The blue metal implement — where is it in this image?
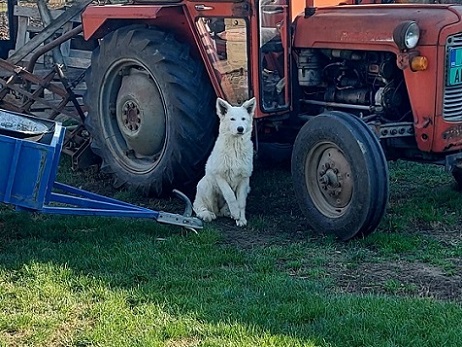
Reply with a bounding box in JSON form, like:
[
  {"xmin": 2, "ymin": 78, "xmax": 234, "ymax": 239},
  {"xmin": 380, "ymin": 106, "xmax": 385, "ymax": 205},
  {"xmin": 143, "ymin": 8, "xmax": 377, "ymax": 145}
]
[{"xmin": 0, "ymin": 109, "xmax": 203, "ymax": 231}]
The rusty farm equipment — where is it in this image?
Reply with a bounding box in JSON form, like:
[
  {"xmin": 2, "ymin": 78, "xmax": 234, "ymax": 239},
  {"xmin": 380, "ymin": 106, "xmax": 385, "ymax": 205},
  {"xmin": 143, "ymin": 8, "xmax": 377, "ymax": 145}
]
[
  {"xmin": 0, "ymin": 0, "xmax": 203, "ymax": 231},
  {"xmin": 0, "ymin": 0, "xmax": 97, "ymax": 171}
]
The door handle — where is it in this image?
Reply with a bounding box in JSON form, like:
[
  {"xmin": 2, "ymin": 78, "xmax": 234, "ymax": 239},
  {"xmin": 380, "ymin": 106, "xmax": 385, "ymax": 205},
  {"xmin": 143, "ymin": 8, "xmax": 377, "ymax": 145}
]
[{"xmin": 195, "ymin": 4, "xmax": 214, "ymax": 11}]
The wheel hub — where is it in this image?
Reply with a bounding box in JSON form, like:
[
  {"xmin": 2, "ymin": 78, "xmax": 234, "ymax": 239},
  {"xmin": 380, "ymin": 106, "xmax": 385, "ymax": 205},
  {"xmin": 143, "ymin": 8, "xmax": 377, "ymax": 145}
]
[
  {"xmin": 121, "ymin": 101, "xmax": 141, "ymax": 133},
  {"xmin": 316, "ymin": 148, "xmax": 352, "ymax": 208},
  {"xmin": 115, "ymin": 69, "xmax": 166, "ymax": 158},
  {"xmin": 305, "ymin": 142, "xmax": 354, "ymax": 218},
  {"xmin": 319, "ymin": 164, "xmax": 341, "ymax": 196}
]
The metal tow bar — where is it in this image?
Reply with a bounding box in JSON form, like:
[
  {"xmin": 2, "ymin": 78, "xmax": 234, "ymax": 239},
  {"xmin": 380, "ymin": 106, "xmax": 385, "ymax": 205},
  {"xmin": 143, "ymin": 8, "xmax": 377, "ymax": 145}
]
[
  {"xmin": 0, "ymin": 109, "xmax": 203, "ymax": 233},
  {"xmin": 157, "ymin": 190, "xmax": 202, "ymax": 233}
]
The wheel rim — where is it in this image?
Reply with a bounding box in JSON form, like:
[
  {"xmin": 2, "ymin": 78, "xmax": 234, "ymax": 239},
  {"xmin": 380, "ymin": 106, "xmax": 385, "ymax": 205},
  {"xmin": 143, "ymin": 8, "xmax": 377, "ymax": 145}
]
[
  {"xmin": 99, "ymin": 60, "xmax": 167, "ymax": 174},
  {"xmin": 305, "ymin": 141, "xmax": 353, "ymax": 218}
]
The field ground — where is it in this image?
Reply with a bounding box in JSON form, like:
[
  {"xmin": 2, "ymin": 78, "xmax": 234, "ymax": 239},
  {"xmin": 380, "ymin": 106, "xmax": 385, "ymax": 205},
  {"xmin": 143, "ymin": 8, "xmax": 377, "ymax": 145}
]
[{"xmin": 0, "ymin": 158, "xmax": 462, "ymax": 346}]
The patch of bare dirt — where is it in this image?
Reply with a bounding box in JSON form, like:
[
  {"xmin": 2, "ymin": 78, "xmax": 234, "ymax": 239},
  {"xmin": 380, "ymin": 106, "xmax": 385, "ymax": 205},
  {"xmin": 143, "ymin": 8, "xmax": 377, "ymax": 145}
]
[
  {"xmin": 418, "ymin": 227, "xmax": 462, "ymax": 245},
  {"xmin": 332, "ymin": 260, "xmax": 462, "ymax": 302}
]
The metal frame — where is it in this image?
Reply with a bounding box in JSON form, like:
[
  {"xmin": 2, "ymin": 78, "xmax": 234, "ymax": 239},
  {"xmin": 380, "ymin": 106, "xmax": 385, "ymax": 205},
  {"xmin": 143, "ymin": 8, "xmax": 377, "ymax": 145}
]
[{"xmin": 0, "ymin": 110, "xmax": 203, "ymax": 231}]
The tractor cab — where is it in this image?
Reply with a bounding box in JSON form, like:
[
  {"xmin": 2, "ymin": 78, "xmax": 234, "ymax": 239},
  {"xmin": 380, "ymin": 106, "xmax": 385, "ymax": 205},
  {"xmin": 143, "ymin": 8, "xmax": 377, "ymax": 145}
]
[
  {"xmin": 190, "ymin": 0, "xmax": 346, "ymax": 118},
  {"xmin": 192, "ymin": 0, "xmax": 292, "ymax": 116}
]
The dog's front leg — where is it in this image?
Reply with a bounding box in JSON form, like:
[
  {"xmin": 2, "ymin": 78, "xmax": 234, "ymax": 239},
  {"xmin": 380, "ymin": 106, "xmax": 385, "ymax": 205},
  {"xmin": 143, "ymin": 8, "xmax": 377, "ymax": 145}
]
[
  {"xmin": 235, "ymin": 177, "xmax": 250, "ymax": 227},
  {"xmin": 215, "ymin": 176, "xmax": 240, "ymax": 220}
]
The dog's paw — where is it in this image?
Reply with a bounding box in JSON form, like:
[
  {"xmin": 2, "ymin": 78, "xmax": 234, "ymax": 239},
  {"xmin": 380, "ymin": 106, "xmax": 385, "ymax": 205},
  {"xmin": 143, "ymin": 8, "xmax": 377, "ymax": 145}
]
[
  {"xmin": 197, "ymin": 210, "xmax": 217, "ymax": 222},
  {"xmin": 236, "ymin": 218, "xmax": 247, "ymax": 227},
  {"xmin": 228, "ymin": 204, "xmax": 240, "ymax": 220},
  {"xmin": 217, "ymin": 205, "xmax": 231, "ymax": 218},
  {"xmin": 230, "ymin": 211, "xmax": 240, "ymax": 221}
]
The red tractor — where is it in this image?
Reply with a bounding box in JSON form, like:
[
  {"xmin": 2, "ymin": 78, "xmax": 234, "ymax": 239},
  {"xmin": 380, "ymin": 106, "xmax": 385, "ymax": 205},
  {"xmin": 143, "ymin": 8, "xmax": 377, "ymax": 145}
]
[{"xmin": 78, "ymin": 0, "xmax": 462, "ymax": 239}]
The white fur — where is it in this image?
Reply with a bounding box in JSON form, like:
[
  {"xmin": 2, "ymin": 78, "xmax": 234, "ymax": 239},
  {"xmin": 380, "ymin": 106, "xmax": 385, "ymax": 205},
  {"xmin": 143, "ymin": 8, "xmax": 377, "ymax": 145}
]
[{"xmin": 193, "ymin": 97, "xmax": 256, "ymax": 227}]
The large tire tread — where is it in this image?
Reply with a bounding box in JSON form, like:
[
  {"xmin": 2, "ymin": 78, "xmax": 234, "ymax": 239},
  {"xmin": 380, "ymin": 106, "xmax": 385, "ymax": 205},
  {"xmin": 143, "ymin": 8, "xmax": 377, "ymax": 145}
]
[
  {"xmin": 291, "ymin": 112, "xmax": 389, "ymax": 240},
  {"xmin": 328, "ymin": 112, "xmax": 389, "ymax": 237},
  {"xmin": 84, "ymin": 26, "xmax": 216, "ymax": 196}
]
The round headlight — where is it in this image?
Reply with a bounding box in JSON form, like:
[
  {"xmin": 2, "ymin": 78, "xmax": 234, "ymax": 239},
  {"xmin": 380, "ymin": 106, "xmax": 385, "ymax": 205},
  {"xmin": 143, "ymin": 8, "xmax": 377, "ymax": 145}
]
[{"xmin": 393, "ymin": 21, "xmax": 420, "ymax": 50}]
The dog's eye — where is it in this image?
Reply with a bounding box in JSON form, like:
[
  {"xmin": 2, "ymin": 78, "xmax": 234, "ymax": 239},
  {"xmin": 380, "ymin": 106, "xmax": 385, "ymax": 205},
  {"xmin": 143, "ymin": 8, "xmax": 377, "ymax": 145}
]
[
  {"xmin": 230, "ymin": 118, "xmax": 235, "ymax": 121},
  {"xmin": 241, "ymin": 118, "xmax": 246, "ymax": 121}
]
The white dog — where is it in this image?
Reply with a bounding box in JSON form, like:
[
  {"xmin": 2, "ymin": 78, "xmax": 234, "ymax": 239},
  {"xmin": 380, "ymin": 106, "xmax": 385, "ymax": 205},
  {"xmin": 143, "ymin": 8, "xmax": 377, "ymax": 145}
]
[{"xmin": 193, "ymin": 97, "xmax": 256, "ymax": 227}]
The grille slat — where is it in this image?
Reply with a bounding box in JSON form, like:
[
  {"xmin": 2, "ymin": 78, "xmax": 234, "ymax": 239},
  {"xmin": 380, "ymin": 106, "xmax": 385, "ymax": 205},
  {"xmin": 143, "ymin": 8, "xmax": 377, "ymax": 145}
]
[
  {"xmin": 445, "ymin": 105, "xmax": 462, "ymax": 109},
  {"xmin": 444, "ymin": 33, "xmax": 462, "ymax": 121},
  {"xmin": 444, "ymin": 96, "xmax": 462, "ymax": 102}
]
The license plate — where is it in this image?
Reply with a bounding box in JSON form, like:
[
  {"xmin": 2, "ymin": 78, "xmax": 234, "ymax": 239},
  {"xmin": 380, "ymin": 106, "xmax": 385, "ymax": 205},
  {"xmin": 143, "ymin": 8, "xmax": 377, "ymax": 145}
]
[{"xmin": 448, "ymin": 48, "xmax": 462, "ymax": 86}]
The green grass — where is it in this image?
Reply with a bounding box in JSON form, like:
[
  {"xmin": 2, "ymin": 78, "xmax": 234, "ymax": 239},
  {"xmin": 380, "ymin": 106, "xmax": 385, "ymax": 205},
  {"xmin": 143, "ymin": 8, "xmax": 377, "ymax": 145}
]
[
  {"xmin": 383, "ymin": 160, "xmax": 461, "ymax": 231},
  {"xmin": 1, "ymin": 219, "xmax": 461, "ymax": 347},
  {"xmin": 1, "ymin": 159, "xmax": 462, "ymax": 346}
]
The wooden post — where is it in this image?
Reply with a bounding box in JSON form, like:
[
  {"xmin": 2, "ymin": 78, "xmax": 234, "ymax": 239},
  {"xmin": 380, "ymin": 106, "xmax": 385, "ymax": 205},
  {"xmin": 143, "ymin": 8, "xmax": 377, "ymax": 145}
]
[
  {"xmin": 7, "ymin": 0, "xmax": 92, "ymax": 65},
  {"xmin": 37, "ymin": 0, "xmax": 65, "ymax": 67}
]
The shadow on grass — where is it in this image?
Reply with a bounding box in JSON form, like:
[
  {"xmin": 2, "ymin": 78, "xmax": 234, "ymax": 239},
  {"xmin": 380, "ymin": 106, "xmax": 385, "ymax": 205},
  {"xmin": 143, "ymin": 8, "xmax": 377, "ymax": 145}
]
[
  {"xmin": 0, "ymin": 161, "xmax": 462, "ymax": 346},
  {"xmin": 1, "ymin": 207, "xmax": 462, "ymax": 346}
]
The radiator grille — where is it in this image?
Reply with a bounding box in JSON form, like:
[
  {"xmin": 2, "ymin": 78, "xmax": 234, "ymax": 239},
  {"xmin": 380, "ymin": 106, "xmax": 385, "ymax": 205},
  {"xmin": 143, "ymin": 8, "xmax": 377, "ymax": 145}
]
[{"xmin": 444, "ymin": 33, "xmax": 462, "ymax": 121}]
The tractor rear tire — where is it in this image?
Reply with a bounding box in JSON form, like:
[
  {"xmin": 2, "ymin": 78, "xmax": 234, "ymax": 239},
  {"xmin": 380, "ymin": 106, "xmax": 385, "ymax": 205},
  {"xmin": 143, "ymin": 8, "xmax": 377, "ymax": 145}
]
[
  {"xmin": 84, "ymin": 26, "xmax": 216, "ymax": 196},
  {"xmin": 291, "ymin": 111, "xmax": 389, "ymax": 240}
]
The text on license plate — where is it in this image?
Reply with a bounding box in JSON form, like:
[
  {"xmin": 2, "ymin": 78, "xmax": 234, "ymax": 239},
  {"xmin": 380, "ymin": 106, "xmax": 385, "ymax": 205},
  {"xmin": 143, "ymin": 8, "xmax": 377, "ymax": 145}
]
[{"xmin": 448, "ymin": 48, "xmax": 462, "ymax": 86}]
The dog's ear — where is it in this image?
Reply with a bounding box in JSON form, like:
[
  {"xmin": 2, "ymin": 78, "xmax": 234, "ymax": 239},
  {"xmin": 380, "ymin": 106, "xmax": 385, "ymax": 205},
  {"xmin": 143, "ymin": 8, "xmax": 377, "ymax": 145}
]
[
  {"xmin": 216, "ymin": 97, "xmax": 231, "ymax": 119},
  {"xmin": 242, "ymin": 97, "xmax": 256, "ymax": 117}
]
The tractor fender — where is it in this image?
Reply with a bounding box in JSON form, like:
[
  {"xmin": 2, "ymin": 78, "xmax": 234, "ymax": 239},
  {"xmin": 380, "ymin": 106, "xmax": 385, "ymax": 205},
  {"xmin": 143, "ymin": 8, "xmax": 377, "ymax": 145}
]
[{"xmin": 82, "ymin": 4, "xmax": 184, "ymax": 41}]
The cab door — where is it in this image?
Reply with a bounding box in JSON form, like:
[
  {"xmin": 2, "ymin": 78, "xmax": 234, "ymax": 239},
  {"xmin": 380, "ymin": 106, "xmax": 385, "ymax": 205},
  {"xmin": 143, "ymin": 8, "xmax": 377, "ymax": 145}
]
[
  {"xmin": 187, "ymin": 0, "xmax": 252, "ymax": 106},
  {"xmin": 256, "ymin": 0, "xmax": 290, "ymax": 114}
]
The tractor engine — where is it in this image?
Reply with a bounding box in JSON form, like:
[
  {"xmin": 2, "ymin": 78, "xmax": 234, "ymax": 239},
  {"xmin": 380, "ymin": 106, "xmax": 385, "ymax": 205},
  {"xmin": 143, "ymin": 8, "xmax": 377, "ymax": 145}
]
[{"xmin": 296, "ymin": 49, "xmax": 412, "ymax": 122}]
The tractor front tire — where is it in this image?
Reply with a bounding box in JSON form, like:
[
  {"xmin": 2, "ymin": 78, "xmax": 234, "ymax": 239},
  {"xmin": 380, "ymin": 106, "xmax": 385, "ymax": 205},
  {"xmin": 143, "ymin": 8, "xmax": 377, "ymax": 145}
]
[
  {"xmin": 84, "ymin": 26, "xmax": 216, "ymax": 196},
  {"xmin": 291, "ymin": 111, "xmax": 389, "ymax": 240}
]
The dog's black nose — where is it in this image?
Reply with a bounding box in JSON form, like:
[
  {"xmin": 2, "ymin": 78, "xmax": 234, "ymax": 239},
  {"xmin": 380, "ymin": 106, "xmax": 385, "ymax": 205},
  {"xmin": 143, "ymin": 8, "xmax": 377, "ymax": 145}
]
[{"xmin": 237, "ymin": 126, "xmax": 244, "ymax": 133}]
